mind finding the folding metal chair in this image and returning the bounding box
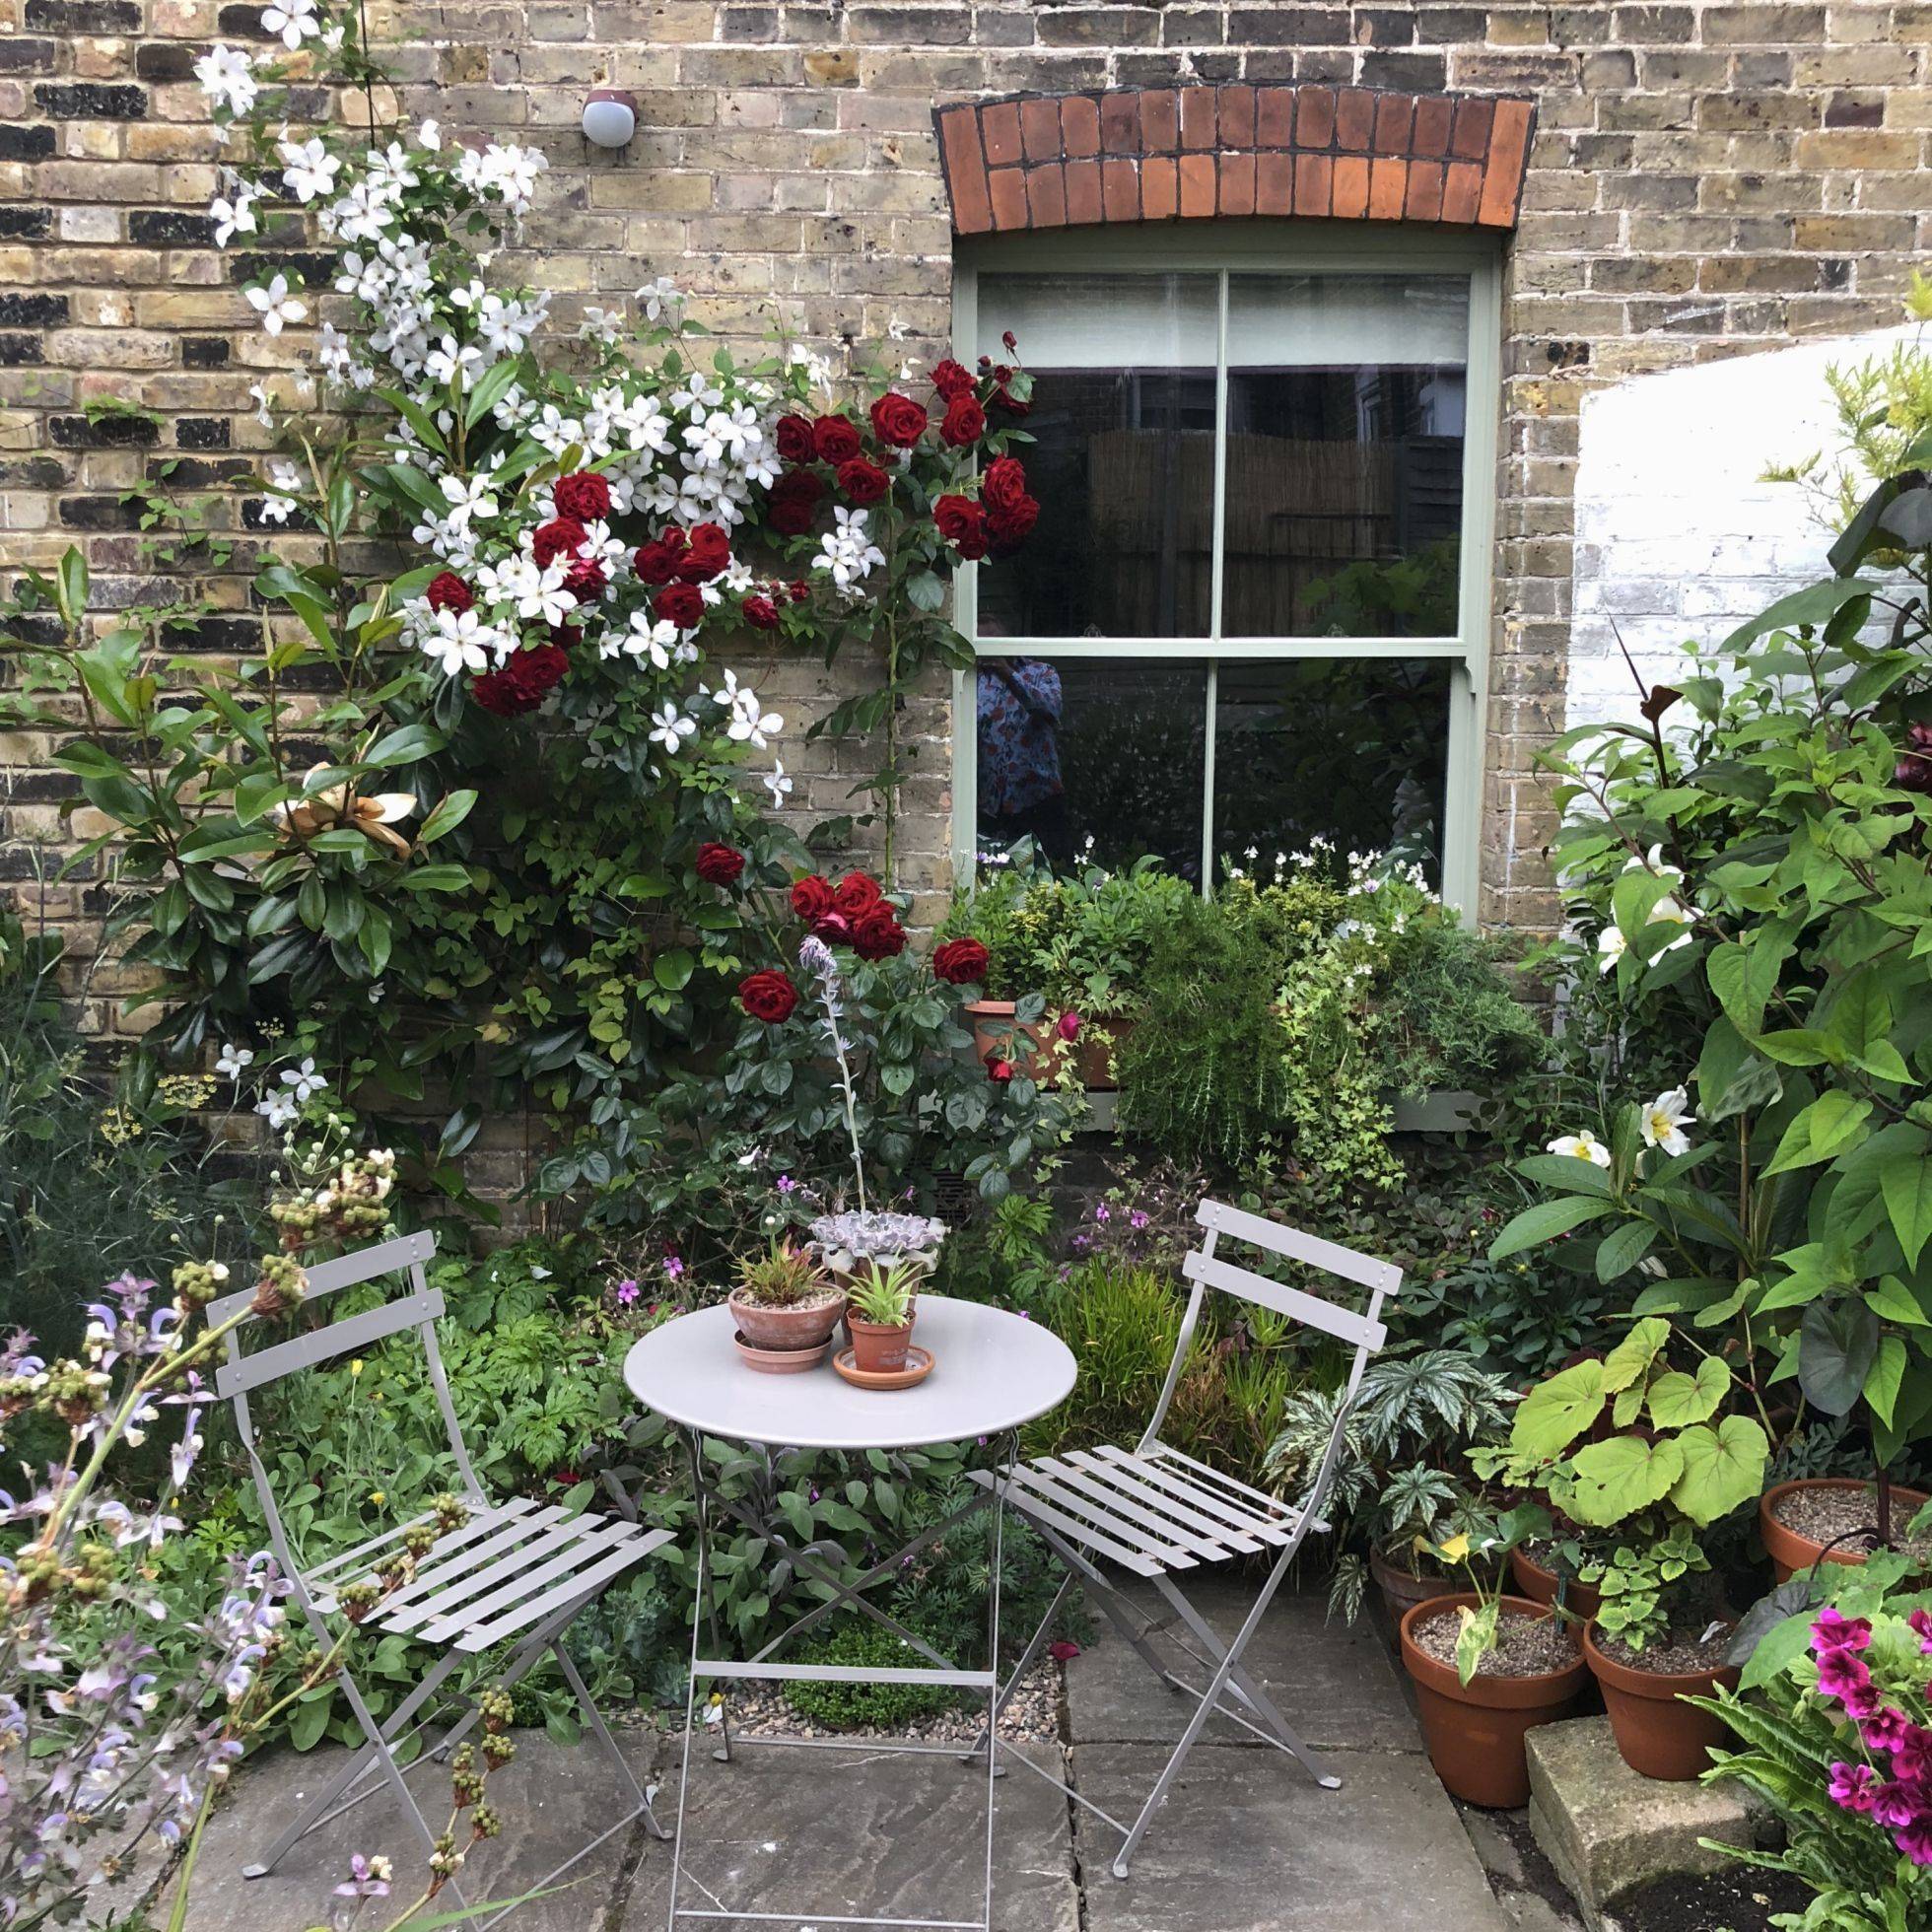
[976,1197,1400,1878]
[213,1229,674,1925]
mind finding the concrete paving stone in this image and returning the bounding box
[1525,1716,1768,1914]
[1064,1570,1424,1755]
[1071,1741,1509,1932]
[618,1739,1078,1932]
[183,1724,663,1932]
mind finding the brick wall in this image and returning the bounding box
[4,0,1929,1043]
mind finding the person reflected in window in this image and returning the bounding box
[977,657,1070,863]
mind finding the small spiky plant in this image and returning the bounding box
[733,1238,836,1310]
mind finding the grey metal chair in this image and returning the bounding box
[213,1228,673,1924]
[975,1197,1400,1878]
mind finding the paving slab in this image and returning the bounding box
[183,1725,662,1932]
[1070,1741,1509,1932]
[1525,1716,1768,1919]
[1064,1570,1423,1754]
[618,1739,1077,1932]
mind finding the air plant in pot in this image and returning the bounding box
[727,1237,845,1372]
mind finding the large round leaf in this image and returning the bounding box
[1670,1415,1770,1527]
[1647,1356,1731,1429]
[1798,1296,1880,1418]
[1565,1434,1687,1528]
[1510,1359,1607,1458]
[1602,1316,1671,1394]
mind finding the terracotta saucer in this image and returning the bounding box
[831,1344,934,1391]
[733,1332,828,1375]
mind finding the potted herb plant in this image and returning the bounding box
[1396,1523,1588,1809]
[1473,1319,1770,1781]
[726,1237,845,1372]
[845,1258,920,1374]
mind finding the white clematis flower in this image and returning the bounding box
[649,704,696,755]
[194,44,257,114]
[260,0,319,49]
[245,274,307,335]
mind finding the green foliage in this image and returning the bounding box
[1303,535,1461,641]
[733,1238,834,1309]
[778,1621,967,1729]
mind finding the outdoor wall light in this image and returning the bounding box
[582,88,637,149]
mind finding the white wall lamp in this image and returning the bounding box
[582,88,637,149]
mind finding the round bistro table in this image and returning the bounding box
[624,1293,1076,1932]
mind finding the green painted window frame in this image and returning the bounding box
[948,223,1504,915]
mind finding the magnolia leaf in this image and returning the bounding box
[1798,1296,1880,1417]
[1669,1415,1769,1527]
[1595,1218,1659,1283]
[1707,934,1788,1037]
[1647,1356,1730,1428]
[1489,1195,1616,1262]
[1511,1359,1607,1457]
[1602,1316,1671,1394]
[1760,1092,1873,1178]
[1566,1434,1688,1528]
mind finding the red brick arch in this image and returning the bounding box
[934,85,1535,237]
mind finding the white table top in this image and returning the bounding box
[622,1293,1077,1450]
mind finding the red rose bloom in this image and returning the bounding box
[837,457,890,506]
[993,381,1031,419]
[743,593,780,630]
[767,468,824,537]
[427,571,473,613]
[553,470,611,522]
[635,532,687,585]
[531,517,587,569]
[775,413,816,463]
[790,874,837,924]
[812,910,852,942]
[982,455,1029,517]
[739,969,798,1024]
[678,522,731,583]
[989,494,1040,547]
[469,642,569,718]
[550,622,581,651]
[789,580,810,602]
[696,842,746,886]
[931,358,976,402]
[811,414,862,463]
[987,1057,1014,1084]
[656,583,707,629]
[564,556,608,602]
[852,906,907,960]
[933,936,990,984]
[869,391,929,449]
[934,494,988,556]
[939,395,986,448]
[834,870,884,917]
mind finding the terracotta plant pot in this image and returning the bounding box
[962,1000,1130,1089]
[1510,1547,1604,1621]
[847,1312,915,1375]
[1582,1622,1738,1781]
[1760,1479,1932,1584]
[1368,1546,1463,1624]
[964,999,1050,1074]
[1398,1593,1589,1808]
[725,1287,844,1357]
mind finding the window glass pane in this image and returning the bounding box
[1222,275,1468,640]
[976,657,1207,880]
[975,274,1217,640]
[1211,659,1451,886]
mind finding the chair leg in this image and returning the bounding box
[554,1633,667,1839]
[957,1568,1071,1768]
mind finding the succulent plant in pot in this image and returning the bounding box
[810,1209,948,1290]
[845,1258,921,1375]
[727,1237,845,1369]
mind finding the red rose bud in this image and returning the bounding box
[696,843,746,886]
[932,358,976,401]
[869,391,929,449]
[789,580,810,602]
[939,395,986,448]
[553,470,611,522]
[811,414,862,463]
[790,874,837,924]
[775,413,816,463]
[427,571,474,613]
[743,593,780,630]
[531,517,588,569]
[655,582,706,630]
[837,457,889,506]
[739,969,798,1023]
[1002,330,1018,354]
[987,1058,1014,1084]
[932,936,990,984]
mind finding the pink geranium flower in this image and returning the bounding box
[1898,1820,1932,1867]
[1812,1608,1873,1653]
[1910,1608,1932,1655]
[1872,1780,1922,1830]
[1828,1760,1882,1814]
[1816,1647,1874,1706]
[1863,1706,1914,1755]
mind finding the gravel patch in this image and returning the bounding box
[721,1657,1063,1746]
[1773,1483,1932,1562]
[1413,1603,1578,1679]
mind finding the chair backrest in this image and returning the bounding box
[214,1230,483,1617]
[1139,1198,1402,1478]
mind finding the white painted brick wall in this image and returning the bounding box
[1568,324,1920,731]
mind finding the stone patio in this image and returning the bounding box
[181,1577,1572,1932]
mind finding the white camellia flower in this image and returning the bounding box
[193,44,257,113]
[1547,1129,1613,1169]
[277,137,340,204]
[649,704,696,755]
[260,0,319,49]
[1640,1087,1694,1157]
[245,274,307,336]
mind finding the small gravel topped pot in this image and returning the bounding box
[1584,1621,1739,1781]
[726,1237,845,1369]
[1760,1478,1932,1583]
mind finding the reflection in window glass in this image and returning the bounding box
[1223,276,1467,640]
[976,658,1207,880]
[1212,659,1451,884]
[975,274,1217,639]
